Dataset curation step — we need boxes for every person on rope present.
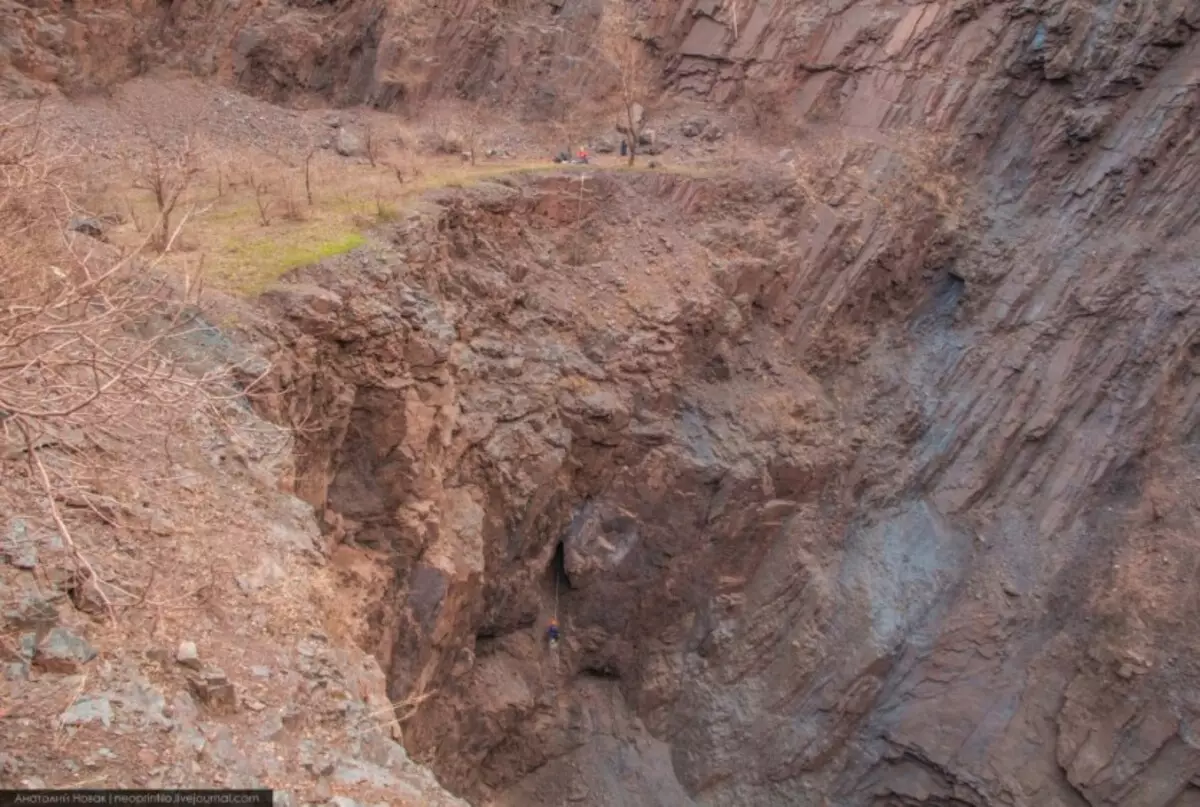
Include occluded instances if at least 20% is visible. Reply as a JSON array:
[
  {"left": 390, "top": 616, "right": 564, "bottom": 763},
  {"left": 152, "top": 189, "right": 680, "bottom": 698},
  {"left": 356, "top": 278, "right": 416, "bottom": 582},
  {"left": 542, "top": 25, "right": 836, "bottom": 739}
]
[{"left": 546, "top": 617, "right": 561, "bottom": 648}]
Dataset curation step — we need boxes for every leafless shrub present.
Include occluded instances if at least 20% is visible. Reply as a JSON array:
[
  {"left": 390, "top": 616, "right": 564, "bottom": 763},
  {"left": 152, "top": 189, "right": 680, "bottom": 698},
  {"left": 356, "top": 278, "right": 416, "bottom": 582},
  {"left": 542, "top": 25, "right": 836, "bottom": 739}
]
[
  {"left": 304, "top": 148, "right": 316, "bottom": 206},
  {"left": 420, "top": 102, "right": 494, "bottom": 164},
  {"left": 394, "top": 685, "right": 439, "bottom": 725},
  {"left": 124, "top": 194, "right": 145, "bottom": 233},
  {"left": 251, "top": 147, "right": 311, "bottom": 220},
  {"left": 0, "top": 103, "right": 258, "bottom": 623},
  {"left": 281, "top": 181, "right": 305, "bottom": 222},
  {"left": 213, "top": 157, "right": 230, "bottom": 199},
  {"left": 420, "top": 109, "right": 464, "bottom": 156},
  {"left": 601, "top": 1, "right": 653, "bottom": 166},
  {"left": 364, "top": 123, "right": 377, "bottom": 168},
  {"left": 374, "top": 180, "right": 397, "bottom": 222},
  {"left": 128, "top": 121, "right": 201, "bottom": 251},
  {"left": 787, "top": 128, "right": 968, "bottom": 234},
  {"left": 250, "top": 172, "right": 273, "bottom": 226},
  {"left": 874, "top": 129, "right": 968, "bottom": 231},
  {"left": 457, "top": 107, "right": 487, "bottom": 166},
  {"left": 389, "top": 145, "right": 424, "bottom": 185},
  {"left": 788, "top": 134, "right": 868, "bottom": 208}
]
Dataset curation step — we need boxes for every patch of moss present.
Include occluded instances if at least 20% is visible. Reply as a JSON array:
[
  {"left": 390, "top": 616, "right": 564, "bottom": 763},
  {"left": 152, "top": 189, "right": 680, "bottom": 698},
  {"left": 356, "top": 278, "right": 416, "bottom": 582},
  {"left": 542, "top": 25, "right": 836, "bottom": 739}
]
[
  {"left": 216, "top": 230, "right": 367, "bottom": 295},
  {"left": 278, "top": 232, "right": 367, "bottom": 268}
]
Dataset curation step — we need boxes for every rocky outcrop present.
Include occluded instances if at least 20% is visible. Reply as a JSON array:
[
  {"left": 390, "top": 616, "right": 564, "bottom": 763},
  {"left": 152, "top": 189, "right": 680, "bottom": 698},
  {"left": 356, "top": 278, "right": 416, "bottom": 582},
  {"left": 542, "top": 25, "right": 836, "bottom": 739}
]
[
  {"left": 249, "top": 172, "right": 839, "bottom": 804},
  {"left": 4, "top": 0, "right": 1197, "bottom": 804},
  {"left": 0, "top": 0, "right": 589, "bottom": 107},
  {"left": 0, "top": 333, "right": 469, "bottom": 806},
  {"left": 244, "top": 0, "right": 1199, "bottom": 797}
]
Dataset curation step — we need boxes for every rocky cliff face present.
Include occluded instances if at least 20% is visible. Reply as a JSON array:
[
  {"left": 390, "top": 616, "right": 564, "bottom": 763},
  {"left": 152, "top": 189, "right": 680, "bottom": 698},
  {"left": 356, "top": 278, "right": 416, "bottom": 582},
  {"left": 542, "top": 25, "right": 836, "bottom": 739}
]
[
  {"left": 0, "top": 0, "right": 592, "bottom": 107},
  {"left": 5, "top": 0, "right": 1200, "bottom": 805},
  {"left": 246, "top": 1, "right": 1199, "bottom": 803}
]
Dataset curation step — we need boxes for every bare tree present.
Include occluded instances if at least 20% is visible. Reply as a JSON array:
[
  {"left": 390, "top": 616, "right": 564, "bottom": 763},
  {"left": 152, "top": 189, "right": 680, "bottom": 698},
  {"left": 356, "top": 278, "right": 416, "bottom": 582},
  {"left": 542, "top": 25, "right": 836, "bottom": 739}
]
[
  {"left": 454, "top": 105, "right": 488, "bottom": 166},
  {"left": 600, "top": 1, "right": 652, "bottom": 166},
  {"left": 250, "top": 172, "right": 273, "bottom": 226},
  {"left": 129, "top": 122, "right": 201, "bottom": 250},
  {"left": 0, "top": 104, "right": 256, "bottom": 623},
  {"left": 304, "top": 148, "right": 317, "bottom": 206},
  {"left": 547, "top": 52, "right": 600, "bottom": 160},
  {"left": 364, "top": 122, "right": 378, "bottom": 168}
]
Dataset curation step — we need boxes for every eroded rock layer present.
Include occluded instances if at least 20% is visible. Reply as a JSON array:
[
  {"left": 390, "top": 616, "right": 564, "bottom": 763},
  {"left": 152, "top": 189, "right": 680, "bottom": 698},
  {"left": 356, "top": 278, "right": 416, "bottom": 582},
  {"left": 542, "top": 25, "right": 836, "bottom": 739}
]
[
  {"left": 4, "top": 0, "right": 1199, "bottom": 805},
  {"left": 255, "top": 63, "right": 1200, "bottom": 802}
]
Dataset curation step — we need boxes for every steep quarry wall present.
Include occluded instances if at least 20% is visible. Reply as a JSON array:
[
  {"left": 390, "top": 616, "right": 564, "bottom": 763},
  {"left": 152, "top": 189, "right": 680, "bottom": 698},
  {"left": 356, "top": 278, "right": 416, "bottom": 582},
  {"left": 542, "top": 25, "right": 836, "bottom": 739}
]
[
  {"left": 250, "top": 62, "right": 1199, "bottom": 807},
  {"left": 251, "top": 171, "right": 867, "bottom": 805},
  {"left": 5, "top": 0, "right": 1198, "bottom": 805},
  {"left": 5, "top": 0, "right": 1196, "bottom": 142},
  {"left": 242, "top": 1, "right": 1198, "bottom": 803},
  {"left": 0, "top": 0, "right": 599, "bottom": 107}
]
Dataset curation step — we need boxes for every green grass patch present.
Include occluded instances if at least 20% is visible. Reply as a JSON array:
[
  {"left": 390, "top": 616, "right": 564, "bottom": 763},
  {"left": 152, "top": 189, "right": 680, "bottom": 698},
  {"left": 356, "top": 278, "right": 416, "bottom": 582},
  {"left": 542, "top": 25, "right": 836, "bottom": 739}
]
[
  {"left": 115, "top": 156, "right": 715, "bottom": 298},
  {"left": 281, "top": 232, "right": 366, "bottom": 268},
  {"left": 213, "top": 228, "right": 367, "bottom": 295}
]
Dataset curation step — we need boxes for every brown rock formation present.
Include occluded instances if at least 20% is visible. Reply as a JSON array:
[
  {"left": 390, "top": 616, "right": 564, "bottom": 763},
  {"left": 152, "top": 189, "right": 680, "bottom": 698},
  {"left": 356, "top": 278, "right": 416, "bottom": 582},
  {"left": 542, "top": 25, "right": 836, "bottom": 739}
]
[
  {"left": 243, "top": 0, "right": 1200, "bottom": 801},
  {"left": 4, "top": 0, "right": 1199, "bottom": 805}
]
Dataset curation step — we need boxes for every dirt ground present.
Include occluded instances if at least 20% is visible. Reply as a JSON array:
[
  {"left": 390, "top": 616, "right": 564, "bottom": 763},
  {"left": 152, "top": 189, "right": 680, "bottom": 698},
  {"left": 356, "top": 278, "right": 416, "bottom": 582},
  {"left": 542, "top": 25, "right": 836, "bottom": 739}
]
[{"left": 20, "top": 75, "right": 746, "bottom": 297}]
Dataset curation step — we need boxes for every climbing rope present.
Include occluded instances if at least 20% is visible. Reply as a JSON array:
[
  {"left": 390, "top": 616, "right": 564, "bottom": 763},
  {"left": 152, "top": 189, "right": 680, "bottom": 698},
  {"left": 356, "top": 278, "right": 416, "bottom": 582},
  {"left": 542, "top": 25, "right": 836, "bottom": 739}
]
[{"left": 548, "top": 564, "right": 562, "bottom": 668}]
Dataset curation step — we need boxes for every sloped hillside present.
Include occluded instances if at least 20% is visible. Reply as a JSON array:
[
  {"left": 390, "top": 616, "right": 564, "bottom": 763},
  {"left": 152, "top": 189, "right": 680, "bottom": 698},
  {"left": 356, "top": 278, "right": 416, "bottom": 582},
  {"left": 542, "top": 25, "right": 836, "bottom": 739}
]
[{"left": 1, "top": 1, "right": 1198, "bottom": 806}]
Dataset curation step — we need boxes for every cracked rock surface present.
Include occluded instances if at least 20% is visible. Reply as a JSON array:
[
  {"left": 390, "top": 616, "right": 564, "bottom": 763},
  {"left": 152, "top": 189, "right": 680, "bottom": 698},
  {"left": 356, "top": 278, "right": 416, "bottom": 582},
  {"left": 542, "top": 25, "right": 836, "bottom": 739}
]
[
  {"left": 254, "top": 36, "right": 1199, "bottom": 798},
  {"left": 0, "top": 0, "right": 1197, "bottom": 805},
  {"left": 241, "top": 3, "right": 1198, "bottom": 798}
]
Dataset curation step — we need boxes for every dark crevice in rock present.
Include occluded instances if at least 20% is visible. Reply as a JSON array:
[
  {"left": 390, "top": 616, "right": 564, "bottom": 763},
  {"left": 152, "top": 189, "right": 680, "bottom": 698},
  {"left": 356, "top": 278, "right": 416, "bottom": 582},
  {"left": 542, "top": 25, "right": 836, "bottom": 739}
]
[
  {"left": 548, "top": 539, "right": 571, "bottom": 592},
  {"left": 578, "top": 662, "right": 621, "bottom": 681}
]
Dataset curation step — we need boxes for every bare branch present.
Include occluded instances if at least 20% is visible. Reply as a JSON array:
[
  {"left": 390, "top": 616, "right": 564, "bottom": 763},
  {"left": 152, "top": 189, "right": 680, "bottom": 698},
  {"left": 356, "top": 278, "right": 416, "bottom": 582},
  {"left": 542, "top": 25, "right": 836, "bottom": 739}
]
[
  {"left": 127, "top": 113, "right": 202, "bottom": 251},
  {"left": 600, "top": 1, "right": 653, "bottom": 166},
  {"left": 0, "top": 100, "right": 275, "bottom": 631},
  {"left": 21, "top": 423, "right": 116, "bottom": 624}
]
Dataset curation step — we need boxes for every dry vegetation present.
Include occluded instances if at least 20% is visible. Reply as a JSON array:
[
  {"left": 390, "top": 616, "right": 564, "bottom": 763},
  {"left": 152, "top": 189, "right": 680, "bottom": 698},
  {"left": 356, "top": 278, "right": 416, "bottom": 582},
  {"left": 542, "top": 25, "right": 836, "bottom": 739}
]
[
  {"left": 105, "top": 131, "right": 520, "bottom": 294},
  {"left": 75, "top": 102, "right": 701, "bottom": 296},
  {"left": 600, "top": 0, "right": 653, "bottom": 165},
  {"left": 0, "top": 98, "right": 426, "bottom": 799},
  {"left": 0, "top": 102, "right": 256, "bottom": 628}
]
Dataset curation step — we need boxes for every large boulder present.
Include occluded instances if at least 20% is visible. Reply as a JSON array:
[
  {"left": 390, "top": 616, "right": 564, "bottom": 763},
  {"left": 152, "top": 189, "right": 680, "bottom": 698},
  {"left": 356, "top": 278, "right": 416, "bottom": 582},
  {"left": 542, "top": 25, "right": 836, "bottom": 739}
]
[{"left": 335, "top": 127, "right": 363, "bottom": 157}]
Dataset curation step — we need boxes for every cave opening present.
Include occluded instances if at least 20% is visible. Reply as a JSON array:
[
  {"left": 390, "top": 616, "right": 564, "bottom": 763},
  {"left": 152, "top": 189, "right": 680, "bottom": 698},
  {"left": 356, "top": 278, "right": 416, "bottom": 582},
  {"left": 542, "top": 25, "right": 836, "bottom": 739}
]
[
  {"left": 548, "top": 539, "right": 571, "bottom": 592},
  {"left": 580, "top": 661, "right": 620, "bottom": 680}
]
